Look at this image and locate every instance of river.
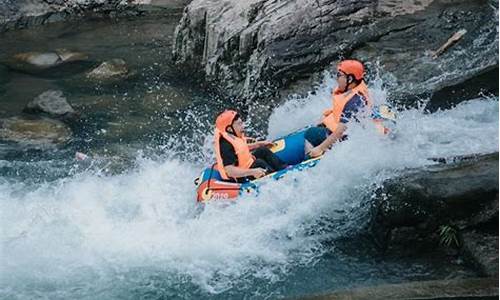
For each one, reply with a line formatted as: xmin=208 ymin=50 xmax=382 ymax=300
xmin=0 ymin=13 xmax=498 ymax=300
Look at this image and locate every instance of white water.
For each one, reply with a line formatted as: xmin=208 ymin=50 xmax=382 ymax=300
xmin=1 ymin=73 xmax=498 ymax=297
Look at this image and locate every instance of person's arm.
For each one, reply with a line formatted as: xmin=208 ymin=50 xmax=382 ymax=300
xmin=225 ymin=165 xmax=266 ymax=179
xmin=248 ymin=140 xmax=273 ymax=150
xmin=219 ymin=139 xmax=267 ymax=178
xmin=308 ymin=94 xmax=367 ymax=157
xmin=308 ymin=123 xmax=347 ymax=157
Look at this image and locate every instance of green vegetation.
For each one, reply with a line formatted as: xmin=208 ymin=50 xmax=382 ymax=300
xmin=439 ymin=225 xmax=460 ymax=247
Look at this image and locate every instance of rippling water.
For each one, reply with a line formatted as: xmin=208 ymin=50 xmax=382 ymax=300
xmin=0 ymin=14 xmax=498 ymax=300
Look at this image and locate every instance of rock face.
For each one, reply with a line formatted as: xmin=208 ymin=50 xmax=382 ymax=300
xmin=23 ymin=90 xmax=77 ymax=120
xmin=173 ymin=0 xmax=498 ymax=107
xmin=368 ymin=152 xmax=499 ymax=273
xmin=371 ymin=153 xmax=498 ymax=233
xmin=0 ymin=116 xmax=72 ymax=147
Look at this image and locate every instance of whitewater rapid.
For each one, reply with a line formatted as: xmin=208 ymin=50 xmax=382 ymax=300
xmin=1 ymin=73 xmax=498 ymax=297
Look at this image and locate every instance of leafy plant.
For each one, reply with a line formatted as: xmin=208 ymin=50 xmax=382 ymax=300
xmin=438 ymin=225 xmax=460 ymax=247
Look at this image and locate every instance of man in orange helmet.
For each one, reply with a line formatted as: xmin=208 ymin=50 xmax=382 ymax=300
xmin=305 ymin=59 xmax=373 ymax=157
xmin=214 ymin=110 xmax=287 ymax=182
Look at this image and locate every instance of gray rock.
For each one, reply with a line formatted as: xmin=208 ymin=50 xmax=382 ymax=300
xmin=370 ymin=153 xmax=498 ymax=250
xmin=462 ymin=231 xmax=499 ymax=277
xmin=86 ymin=59 xmax=131 ymax=81
xmin=14 ymin=52 xmax=61 ymax=68
xmin=0 ymin=116 xmax=72 ymax=147
xmin=303 ymin=277 xmax=498 ymax=300
xmin=53 ymin=49 xmax=89 ymax=64
xmin=23 ymin=90 xmax=77 ymax=120
xmin=0 ymin=0 xmax=191 ymax=32
xmin=173 ymin=0 xmax=498 ymax=108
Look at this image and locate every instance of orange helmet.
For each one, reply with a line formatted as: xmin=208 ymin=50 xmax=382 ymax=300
xmin=337 ymin=59 xmax=365 ymax=81
xmin=215 ymin=109 xmax=239 ymax=132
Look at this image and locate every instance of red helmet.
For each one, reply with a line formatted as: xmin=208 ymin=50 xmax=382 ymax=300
xmin=337 ymin=59 xmax=365 ymax=81
xmin=215 ymin=110 xmax=238 ymax=132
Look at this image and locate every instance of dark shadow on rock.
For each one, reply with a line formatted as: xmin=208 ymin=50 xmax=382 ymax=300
xmin=426 ymin=67 xmax=500 ymax=112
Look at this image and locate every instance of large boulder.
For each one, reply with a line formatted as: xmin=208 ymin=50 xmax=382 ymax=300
xmin=23 ymin=90 xmax=78 ymax=121
xmin=173 ymin=0 xmax=498 ymax=108
xmin=0 ymin=116 xmax=72 ymax=147
xmin=369 ymin=153 xmax=498 ymax=251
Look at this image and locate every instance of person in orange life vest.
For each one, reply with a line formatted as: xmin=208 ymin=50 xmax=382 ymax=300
xmin=305 ymin=59 xmax=372 ymax=158
xmin=214 ymin=110 xmax=287 ymax=182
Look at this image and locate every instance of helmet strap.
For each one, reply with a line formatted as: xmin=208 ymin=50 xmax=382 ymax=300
xmin=226 ymin=124 xmax=242 ymax=138
xmin=345 ymin=76 xmax=362 ymax=91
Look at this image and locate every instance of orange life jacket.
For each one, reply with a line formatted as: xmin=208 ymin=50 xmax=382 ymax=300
xmin=214 ymin=129 xmax=255 ymax=180
xmin=321 ymin=81 xmax=373 ymax=132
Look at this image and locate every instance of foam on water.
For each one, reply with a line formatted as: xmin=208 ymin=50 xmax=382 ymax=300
xmin=0 ymin=72 xmax=498 ymax=297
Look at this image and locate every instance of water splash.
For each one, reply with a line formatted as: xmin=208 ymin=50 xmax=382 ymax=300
xmin=0 ymin=72 xmax=498 ymax=298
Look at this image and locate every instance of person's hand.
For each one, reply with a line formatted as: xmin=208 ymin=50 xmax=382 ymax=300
xmin=322 ymin=109 xmax=333 ymax=116
xmin=249 ymin=168 xmax=267 ymax=178
xmin=258 ymin=140 xmax=274 ymax=147
xmin=308 ymin=146 xmax=324 ymax=158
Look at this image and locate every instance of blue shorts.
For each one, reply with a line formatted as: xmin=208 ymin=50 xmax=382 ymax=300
xmin=304 ymin=126 xmax=331 ymax=147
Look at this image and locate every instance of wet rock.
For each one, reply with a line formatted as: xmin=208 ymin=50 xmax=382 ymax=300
xmin=0 ymin=116 xmax=72 ymax=147
xmin=8 ymin=49 xmax=89 ymax=74
xmin=351 ymin=1 xmax=498 ymax=108
xmin=370 ymin=153 xmax=498 ymax=250
xmin=462 ymin=230 xmax=499 ymax=277
xmin=426 ymin=67 xmax=500 ymax=111
xmin=303 ymin=277 xmax=498 ymax=300
xmin=173 ymin=0 xmax=498 ymax=107
xmin=23 ymin=90 xmax=78 ymax=121
xmin=86 ymin=59 xmax=131 ymax=81
xmin=13 ymin=52 xmax=61 ymax=68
